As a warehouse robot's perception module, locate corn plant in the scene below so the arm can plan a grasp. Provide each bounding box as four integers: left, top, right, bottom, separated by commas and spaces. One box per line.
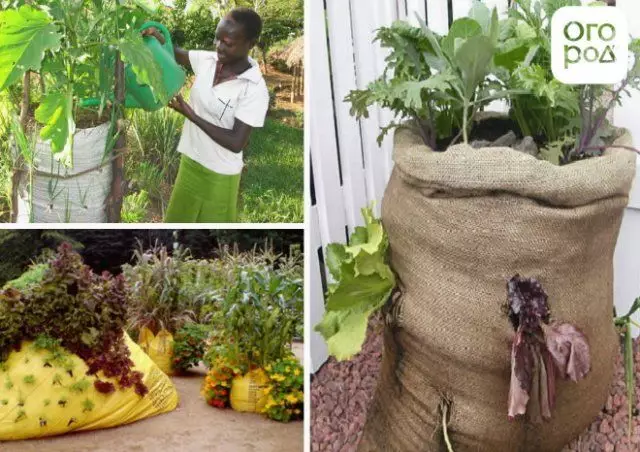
123, 242, 205, 334
0, 0, 168, 166
208, 265, 298, 372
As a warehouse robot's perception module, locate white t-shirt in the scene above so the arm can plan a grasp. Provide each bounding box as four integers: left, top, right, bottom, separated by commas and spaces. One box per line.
176, 51, 269, 175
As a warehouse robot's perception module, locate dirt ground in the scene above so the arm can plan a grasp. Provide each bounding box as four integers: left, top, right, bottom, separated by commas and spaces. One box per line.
2, 343, 304, 452
263, 65, 304, 114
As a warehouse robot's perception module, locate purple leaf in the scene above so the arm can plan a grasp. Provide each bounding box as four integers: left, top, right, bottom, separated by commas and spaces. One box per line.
542, 322, 591, 382
508, 328, 530, 419
507, 275, 549, 332
541, 347, 556, 417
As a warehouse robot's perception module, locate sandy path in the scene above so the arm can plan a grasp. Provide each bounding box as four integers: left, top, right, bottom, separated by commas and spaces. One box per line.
2, 343, 304, 452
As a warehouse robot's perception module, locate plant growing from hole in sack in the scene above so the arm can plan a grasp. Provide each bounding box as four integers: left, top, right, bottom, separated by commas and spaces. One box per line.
314, 206, 395, 361
0, 243, 148, 396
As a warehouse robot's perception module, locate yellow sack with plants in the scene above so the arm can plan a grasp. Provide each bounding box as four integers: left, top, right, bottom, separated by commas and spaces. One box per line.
230, 368, 270, 413
0, 333, 178, 441
138, 327, 174, 376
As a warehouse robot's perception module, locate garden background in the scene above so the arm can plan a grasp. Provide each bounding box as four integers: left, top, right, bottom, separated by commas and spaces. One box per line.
0, 228, 304, 450
0, 0, 304, 223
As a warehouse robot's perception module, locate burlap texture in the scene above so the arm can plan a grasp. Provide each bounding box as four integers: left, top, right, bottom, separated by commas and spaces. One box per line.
358, 128, 637, 452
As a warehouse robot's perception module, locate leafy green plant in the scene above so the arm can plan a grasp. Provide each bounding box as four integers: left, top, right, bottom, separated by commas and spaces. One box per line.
3, 263, 47, 291
172, 323, 210, 372
0, 243, 148, 396
347, 0, 640, 164
127, 107, 183, 214
208, 263, 299, 372
314, 206, 395, 360
82, 398, 95, 412
121, 190, 150, 223
346, 3, 521, 148
261, 354, 303, 422
0, 0, 168, 166
496, 0, 640, 163
69, 378, 91, 394
492, 0, 581, 142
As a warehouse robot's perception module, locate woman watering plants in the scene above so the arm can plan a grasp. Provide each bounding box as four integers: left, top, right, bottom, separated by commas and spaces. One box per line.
142, 8, 269, 222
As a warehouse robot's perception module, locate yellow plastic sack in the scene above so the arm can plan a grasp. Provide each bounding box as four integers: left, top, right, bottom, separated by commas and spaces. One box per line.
230, 368, 270, 413
138, 327, 174, 376
0, 333, 179, 441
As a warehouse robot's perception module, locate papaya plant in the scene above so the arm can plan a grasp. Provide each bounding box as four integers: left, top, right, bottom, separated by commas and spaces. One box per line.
0, 0, 167, 166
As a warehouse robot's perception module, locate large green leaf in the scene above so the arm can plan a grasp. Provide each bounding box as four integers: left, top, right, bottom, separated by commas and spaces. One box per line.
402, 71, 458, 105
454, 35, 494, 99
314, 207, 396, 361
130, 0, 160, 15
35, 89, 75, 166
116, 31, 168, 104
315, 307, 379, 361
0, 5, 62, 90
469, 1, 492, 34
442, 18, 482, 58
325, 272, 394, 312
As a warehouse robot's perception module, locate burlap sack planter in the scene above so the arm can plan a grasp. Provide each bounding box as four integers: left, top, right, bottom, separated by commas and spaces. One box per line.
358, 127, 637, 452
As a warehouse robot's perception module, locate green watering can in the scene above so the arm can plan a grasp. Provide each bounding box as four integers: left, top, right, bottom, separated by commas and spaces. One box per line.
80, 21, 186, 111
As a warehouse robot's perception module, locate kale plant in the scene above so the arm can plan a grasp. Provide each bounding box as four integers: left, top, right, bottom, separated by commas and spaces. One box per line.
346, 3, 521, 149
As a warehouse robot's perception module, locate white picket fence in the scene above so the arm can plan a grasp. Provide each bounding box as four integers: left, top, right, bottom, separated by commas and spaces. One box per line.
309, 0, 640, 373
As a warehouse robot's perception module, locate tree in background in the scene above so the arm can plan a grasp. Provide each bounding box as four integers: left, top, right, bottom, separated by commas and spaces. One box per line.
154, 0, 303, 72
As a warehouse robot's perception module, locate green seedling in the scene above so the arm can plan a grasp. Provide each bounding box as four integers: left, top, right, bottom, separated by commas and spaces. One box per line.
82, 399, 94, 412
69, 379, 90, 394
14, 410, 26, 423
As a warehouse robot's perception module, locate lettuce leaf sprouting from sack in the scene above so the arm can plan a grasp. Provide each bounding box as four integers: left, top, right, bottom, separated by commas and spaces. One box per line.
314, 207, 396, 361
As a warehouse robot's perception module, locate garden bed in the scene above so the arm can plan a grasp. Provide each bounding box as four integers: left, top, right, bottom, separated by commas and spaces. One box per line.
311, 318, 640, 452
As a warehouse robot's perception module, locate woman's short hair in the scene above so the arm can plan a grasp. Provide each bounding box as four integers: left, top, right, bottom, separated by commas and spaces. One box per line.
230, 8, 263, 42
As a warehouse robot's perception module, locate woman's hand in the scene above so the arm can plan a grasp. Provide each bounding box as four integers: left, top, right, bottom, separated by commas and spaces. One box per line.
168, 94, 195, 118
141, 27, 165, 45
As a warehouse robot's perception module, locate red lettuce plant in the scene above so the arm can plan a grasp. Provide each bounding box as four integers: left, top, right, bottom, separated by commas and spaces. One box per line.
507, 275, 590, 421
0, 243, 147, 396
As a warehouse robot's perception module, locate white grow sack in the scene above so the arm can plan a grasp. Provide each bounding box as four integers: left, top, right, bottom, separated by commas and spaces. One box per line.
16, 123, 112, 223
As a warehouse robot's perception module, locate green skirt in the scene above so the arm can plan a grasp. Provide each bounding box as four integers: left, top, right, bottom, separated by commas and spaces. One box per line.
164, 155, 241, 223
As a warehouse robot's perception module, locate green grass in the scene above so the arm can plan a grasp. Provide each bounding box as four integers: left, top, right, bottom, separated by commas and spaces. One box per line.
239, 115, 303, 223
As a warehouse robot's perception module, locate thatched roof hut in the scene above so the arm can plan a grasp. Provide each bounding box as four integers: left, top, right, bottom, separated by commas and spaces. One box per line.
271, 35, 304, 69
